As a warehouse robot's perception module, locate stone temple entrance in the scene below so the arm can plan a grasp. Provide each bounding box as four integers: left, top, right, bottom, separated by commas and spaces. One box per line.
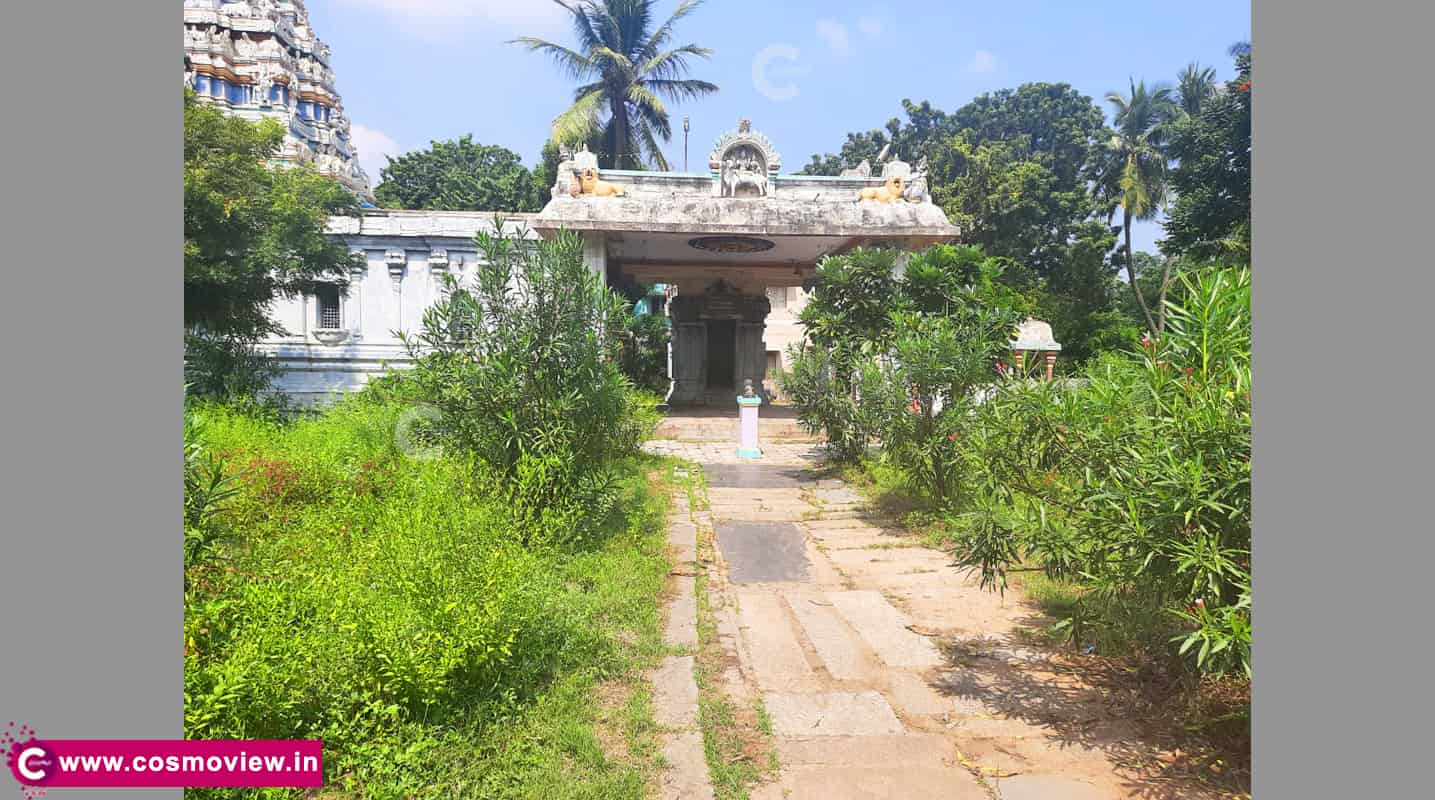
668, 280, 771, 404
706, 320, 736, 390
528, 118, 962, 406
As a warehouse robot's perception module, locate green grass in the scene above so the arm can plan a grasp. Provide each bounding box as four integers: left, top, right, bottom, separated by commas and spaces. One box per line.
184, 398, 675, 799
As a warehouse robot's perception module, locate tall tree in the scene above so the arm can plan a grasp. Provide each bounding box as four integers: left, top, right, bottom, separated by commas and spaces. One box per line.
798, 100, 951, 175
1099, 79, 1177, 333
1163, 51, 1251, 264
802, 85, 1125, 362
374, 135, 543, 212
512, 0, 718, 170
184, 89, 361, 394
1176, 62, 1217, 117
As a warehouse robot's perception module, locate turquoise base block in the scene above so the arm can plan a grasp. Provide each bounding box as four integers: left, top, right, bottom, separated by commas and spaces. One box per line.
736, 447, 763, 459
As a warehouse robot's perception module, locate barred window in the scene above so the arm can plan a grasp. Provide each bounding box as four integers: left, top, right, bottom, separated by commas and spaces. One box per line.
316, 285, 341, 329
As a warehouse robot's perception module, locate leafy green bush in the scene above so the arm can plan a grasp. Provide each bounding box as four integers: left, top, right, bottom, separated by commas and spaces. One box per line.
778, 344, 887, 462
877, 305, 1018, 506
782, 244, 1023, 477
183, 401, 243, 568
780, 247, 903, 460
398, 221, 657, 543
619, 311, 672, 394
184, 397, 672, 798
955, 268, 1251, 676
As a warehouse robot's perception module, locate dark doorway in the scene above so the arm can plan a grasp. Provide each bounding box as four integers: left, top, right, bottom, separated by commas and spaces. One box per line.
706, 319, 736, 388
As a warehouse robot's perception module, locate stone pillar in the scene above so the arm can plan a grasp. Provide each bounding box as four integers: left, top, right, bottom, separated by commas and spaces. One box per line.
347, 256, 367, 339
1044, 351, 1056, 382
736, 293, 772, 398
1014, 350, 1026, 379
581, 233, 607, 287
668, 295, 706, 405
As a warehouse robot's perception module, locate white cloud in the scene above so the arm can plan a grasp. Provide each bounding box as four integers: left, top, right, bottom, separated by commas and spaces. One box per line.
856, 16, 883, 39
349, 123, 402, 183
815, 19, 851, 56
333, 0, 566, 42
964, 49, 998, 74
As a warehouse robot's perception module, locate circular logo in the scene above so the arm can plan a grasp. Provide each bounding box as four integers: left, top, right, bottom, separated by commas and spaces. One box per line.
11, 741, 57, 786
394, 404, 444, 461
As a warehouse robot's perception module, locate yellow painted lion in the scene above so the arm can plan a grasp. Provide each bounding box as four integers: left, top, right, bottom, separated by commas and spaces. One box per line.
578, 167, 625, 197
860, 175, 906, 202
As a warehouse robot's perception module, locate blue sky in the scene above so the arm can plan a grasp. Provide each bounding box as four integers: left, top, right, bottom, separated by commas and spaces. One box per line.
313, 0, 1249, 253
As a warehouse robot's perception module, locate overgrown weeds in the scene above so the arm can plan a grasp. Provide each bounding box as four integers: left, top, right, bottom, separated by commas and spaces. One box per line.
184, 396, 673, 799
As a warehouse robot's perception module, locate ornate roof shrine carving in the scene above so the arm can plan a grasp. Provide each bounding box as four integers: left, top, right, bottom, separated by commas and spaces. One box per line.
710, 118, 781, 198
534, 118, 958, 245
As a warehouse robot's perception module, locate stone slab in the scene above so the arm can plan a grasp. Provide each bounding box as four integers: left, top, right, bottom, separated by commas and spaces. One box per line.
763, 691, 904, 736
665, 576, 698, 649
653, 655, 699, 728
703, 461, 813, 488
827, 591, 943, 669
659, 731, 715, 800
717, 522, 811, 584
885, 672, 957, 716
775, 733, 954, 767
764, 765, 987, 800
737, 592, 816, 689
786, 594, 874, 681
801, 519, 886, 532
667, 522, 697, 564
807, 532, 926, 551
813, 487, 866, 504
996, 775, 1112, 800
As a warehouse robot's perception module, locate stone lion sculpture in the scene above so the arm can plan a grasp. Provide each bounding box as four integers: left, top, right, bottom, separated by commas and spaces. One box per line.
578, 167, 625, 197
860, 175, 905, 203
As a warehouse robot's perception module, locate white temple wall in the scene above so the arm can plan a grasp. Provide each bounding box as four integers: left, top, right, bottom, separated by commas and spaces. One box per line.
257, 211, 536, 405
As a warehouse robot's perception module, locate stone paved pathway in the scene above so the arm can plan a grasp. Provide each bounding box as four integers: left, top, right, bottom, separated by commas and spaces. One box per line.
645, 436, 1230, 800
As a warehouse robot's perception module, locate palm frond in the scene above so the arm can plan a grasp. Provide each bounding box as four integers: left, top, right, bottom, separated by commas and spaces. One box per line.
628, 84, 672, 142
556, 0, 606, 52
641, 0, 705, 61
636, 119, 671, 171
626, 83, 669, 117
588, 44, 635, 76
553, 89, 606, 147
509, 37, 597, 81
643, 77, 719, 103
642, 43, 714, 82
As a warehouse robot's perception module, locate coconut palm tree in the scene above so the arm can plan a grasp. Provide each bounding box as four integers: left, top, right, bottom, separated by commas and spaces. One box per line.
1176, 62, 1217, 117
512, 0, 718, 170
1100, 79, 1178, 333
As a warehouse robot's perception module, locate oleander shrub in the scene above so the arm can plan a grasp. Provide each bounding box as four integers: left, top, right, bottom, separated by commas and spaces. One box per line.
781, 244, 1026, 466
954, 268, 1251, 677
398, 221, 657, 544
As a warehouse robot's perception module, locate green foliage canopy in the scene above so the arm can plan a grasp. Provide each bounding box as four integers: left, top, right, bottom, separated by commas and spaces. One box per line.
374, 135, 545, 212
1162, 52, 1252, 263
183, 89, 361, 340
